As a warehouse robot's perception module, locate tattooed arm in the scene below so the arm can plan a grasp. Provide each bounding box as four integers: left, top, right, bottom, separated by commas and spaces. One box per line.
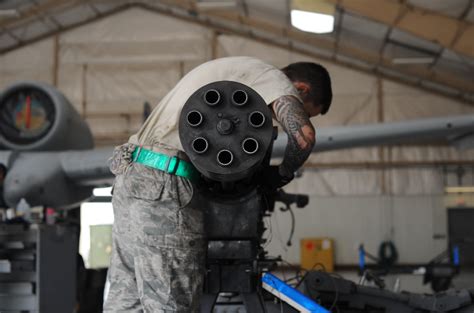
271, 95, 316, 178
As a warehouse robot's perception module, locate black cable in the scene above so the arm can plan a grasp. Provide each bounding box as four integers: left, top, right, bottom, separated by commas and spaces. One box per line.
327, 273, 340, 312
294, 262, 326, 289
279, 204, 295, 246
262, 215, 273, 248
273, 259, 333, 311
378, 241, 398, 269
277, 259, 303, 286
364, 250, 380, 263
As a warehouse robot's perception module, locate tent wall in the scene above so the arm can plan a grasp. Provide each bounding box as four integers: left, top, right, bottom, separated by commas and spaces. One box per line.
265, 194, 447, 265
1, 7, 473, 265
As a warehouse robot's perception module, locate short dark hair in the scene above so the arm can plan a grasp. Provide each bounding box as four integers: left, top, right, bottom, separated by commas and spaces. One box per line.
281, 62, 332, 115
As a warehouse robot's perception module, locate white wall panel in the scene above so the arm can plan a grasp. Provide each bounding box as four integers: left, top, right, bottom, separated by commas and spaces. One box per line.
0, 38, 54, 87
389, 168, 444, 195
383, 80, 472, 121
87, 115, 143, 139
391, 196, 445, 263
390, 146, 474, 162
57, 64, 84, 114
86, 63, 180, 109
286, 169, 383, 196
306, 147, 380, 164
266, 195, 447, 265
60, 8, 212, 64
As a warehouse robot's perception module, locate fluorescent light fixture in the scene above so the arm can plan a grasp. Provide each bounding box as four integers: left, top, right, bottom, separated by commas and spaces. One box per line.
445, 186, 474, 194
291, 10, 334, 34
93, 186, 112, 197
392, 57, 435, 64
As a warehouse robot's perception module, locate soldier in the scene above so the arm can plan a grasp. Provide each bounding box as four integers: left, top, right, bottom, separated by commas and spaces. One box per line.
104, 56, 332, 312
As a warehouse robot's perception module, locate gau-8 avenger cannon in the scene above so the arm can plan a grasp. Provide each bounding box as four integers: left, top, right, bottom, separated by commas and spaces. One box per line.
179, 81, 314, 312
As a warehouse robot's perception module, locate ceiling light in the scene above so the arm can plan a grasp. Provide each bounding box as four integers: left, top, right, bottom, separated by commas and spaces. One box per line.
291, 0, 335, 34
291, 10, 334, 34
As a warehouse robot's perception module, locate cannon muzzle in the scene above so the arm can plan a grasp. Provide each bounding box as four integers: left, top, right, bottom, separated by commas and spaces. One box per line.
179, 81, 274, 182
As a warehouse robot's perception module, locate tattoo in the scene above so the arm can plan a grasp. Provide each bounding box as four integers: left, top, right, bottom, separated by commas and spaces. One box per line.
272, 96, 315, 177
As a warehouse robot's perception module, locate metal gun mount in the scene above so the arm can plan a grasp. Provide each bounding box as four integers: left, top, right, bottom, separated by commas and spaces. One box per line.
179, 81, 309, 312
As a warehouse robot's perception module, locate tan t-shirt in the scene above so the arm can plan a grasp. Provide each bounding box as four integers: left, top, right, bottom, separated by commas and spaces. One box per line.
129, 56, 300, 152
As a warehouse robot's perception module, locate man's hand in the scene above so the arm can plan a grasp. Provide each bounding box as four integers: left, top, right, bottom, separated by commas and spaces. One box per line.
261, 166, 294, 191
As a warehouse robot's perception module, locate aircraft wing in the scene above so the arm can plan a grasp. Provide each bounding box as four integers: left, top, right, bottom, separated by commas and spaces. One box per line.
59, 147, 115, 186
1, 148, 114, 208
272, 114, 474, 156
55, 114, 474, 187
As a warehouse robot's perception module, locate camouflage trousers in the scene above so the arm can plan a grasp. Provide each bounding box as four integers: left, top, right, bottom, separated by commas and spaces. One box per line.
103, 144, 206, 313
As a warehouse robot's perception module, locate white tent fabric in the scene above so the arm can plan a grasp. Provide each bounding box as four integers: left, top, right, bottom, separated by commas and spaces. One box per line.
0, 38, 55, 86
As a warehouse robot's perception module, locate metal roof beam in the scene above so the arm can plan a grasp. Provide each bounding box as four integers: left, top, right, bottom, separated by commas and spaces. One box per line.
328, 0, 474, 59
333, 6, 344, 58
139, 1, 473, 103
0, 0, 78, 29
1, 26, 22, 43
0, 2, 132, 55
169, 2, 474, 95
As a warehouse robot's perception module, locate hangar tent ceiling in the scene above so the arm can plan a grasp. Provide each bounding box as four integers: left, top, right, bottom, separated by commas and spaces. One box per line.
0, 0, 473, 103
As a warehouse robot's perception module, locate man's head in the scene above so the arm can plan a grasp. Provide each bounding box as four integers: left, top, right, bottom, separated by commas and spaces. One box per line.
281, 62, 332, 117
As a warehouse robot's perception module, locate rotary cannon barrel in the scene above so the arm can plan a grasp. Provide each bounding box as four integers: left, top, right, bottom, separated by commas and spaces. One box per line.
179, 81, 273, 182
192, 137, 209, 154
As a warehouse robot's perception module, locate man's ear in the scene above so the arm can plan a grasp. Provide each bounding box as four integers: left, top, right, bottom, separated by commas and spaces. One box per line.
293, 81, 311, 97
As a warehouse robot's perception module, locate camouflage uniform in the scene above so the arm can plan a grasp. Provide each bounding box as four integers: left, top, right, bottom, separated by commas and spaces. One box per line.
104, 144, 206, 313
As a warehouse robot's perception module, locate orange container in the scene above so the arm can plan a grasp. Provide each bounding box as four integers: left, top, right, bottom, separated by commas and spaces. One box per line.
300, 237, 334, 272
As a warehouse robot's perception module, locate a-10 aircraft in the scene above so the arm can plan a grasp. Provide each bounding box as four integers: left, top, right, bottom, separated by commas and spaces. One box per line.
0, 81, 473, 209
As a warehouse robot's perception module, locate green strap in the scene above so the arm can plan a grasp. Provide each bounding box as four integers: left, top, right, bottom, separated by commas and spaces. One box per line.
132, 147, 200, 181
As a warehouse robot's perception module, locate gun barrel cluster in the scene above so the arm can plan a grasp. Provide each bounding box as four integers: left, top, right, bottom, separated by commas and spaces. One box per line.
179, 81, 273, 182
